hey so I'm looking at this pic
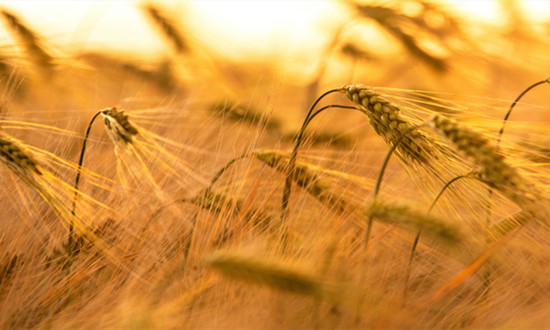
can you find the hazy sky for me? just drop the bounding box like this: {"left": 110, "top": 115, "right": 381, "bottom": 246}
{"left": 1, "top": 0, "right": 549, "bottom": 61}
{"left": 0, "top": 1, "right": 344, "bottom": 60}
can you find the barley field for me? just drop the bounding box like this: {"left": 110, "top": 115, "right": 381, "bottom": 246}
{"left": 1, "top": 1, "right": 550, "bottom": 329}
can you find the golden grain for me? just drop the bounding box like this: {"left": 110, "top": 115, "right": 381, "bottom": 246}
{"left": 341, "top": 84, "right": 433, "bottom": 164}
{"left": 0, "top": 133, "right": 41, "bottom": 176}
{"left": 429, "top": 115, "right": 544, "bottom": 212}
{"left": 364, "top": 200, "right": 461, "bottom": 244}
{"left": 206, "top": 251, "right": 350, "bottom": 303}
{"left": 254, "top": 150, "right": 358, "bottom": 214}
{"left": 100, "top": 107, "right": 139, "bottom": 144}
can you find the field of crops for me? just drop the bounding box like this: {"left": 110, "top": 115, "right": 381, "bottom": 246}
{"left": 1, "top": 1, "right": 550, "bottom": 328}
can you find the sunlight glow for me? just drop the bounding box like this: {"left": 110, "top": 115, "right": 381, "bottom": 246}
{"left": 186, "top": 0, "right": 344, "bottom": 59}
{"left": 0, "top": 0, "right": 166, "bottom": 57}
{"left": 0, "top": 0, "right": 549, "bottom": 60}
{"left": 523, "top": 0, "right": 550, "bottom": 22}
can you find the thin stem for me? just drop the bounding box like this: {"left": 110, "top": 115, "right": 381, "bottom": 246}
{"left": 497, "top": 77, "right": 550, "bottom": 147}
{"left": 483, "top": 78, "right": 549, "bottom": 296}
{"left": 427, "top": 174, "right": 470, "bottom": 214}
{"left": 206, "top": 153, "right": 251, "bottom": 192}
{"left": 304, "top": 105, "right": 358, "bottom": 128}
{"left": 403, "top": 173, "right": 470, "bottom": 304}
{"left": 490, "top": 78, "right": 549, "bottom": 231}
{"left": 66, "top": 110, "right": 102, "bottom": 274}
{"left": 373, "top": 124, "right": 425, "bottom": 198}
{"left": 364, "top": 124, "right": 425, "bottom": 250}
{"left": 280, "top": 90, "right": 347, "bottom": 224}
{"left": 488, "top": 77, "right": 550, "bottom": 230}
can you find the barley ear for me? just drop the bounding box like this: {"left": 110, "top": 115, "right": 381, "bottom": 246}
{"left": 100, "top": 107, "right": 139, "bottom": 144}
{"left": 429, "top": 115, "right": 542, "bottom": 208}
{"left": 255, "top": 150, "right": 357, "bottom": 215}
{"left": 0, "top": 133, "right": 42, "bottom": 176}
{"left": 341, "top": 84, "right": 433, "bottom": 165}
{"left": 205, "top": 251, "right": 351, "bottom": 304}
{"left": 364, "top": 200, "right": 461, "bottom": 245}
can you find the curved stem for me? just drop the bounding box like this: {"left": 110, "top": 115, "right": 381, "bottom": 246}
{"left": 482, "top": 78, "right": 549, "bottom": 294}
{"left": 497, "top": 77, "right": 550, "bottom": 147}
{"left": 66, "top": 110, "right": 102, "bottom": 274}
{"left": 427, "top": 174, "right": 470, "bottom": 214}
{"left": 71, "top": 110, "right": 103, "bottom": 213}
{"left": 280, "top": 89, "right": 344, "bottom": 221}
{"left": 490, "top": 78, "right": 549, "bottom": 231}
{"left": 304, "top": 105, "right": 358, "bottom": 128}
{"left": 373, "top": 124, "right": 425, "bottom": 199}
{"left": 364, "top": 124, "right": 425, "bottom": 250}
{"left": 403, "top": 173, "right": 470, "bottom": 303}
{"left": 488, "top": 77, "right": 549, "bottom": 232}
{"left": 206, "top": 153, "right": 251, "bottom": 192}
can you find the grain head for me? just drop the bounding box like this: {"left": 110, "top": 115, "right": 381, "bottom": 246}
{"left": 364, "top": 200, "right": 461, "bottom": 245}
{"left": 341, "top": 84, "right": 434, "bottom": 165}
{"left": 205, "top": 251, "right": 351, "bottom": 304}
{"left": 0, "top": 132, "right": 41, "bottom": 176}
{"left": 101, "top": 107, "right": 139, "bottom": 145}
{"left": 429, "top": 114, "right": 550, "bottom": 222}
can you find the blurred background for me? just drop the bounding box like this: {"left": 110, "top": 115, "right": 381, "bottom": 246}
{"left": 1, "top": 0, "right": 550, "bottom": 138}
{"left": 4, "top": 2, "right": 550, "bottom": 329}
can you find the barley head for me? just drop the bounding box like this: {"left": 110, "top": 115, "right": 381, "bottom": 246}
{"left": 205, "top": 251, "right": 349, "bottom": 303}
{"left": 100, "top": 107, "right": 139, "bottom": 144}
{"left": 341, "top": 84, "right": 431, "bottom": 164}
{"left": 0, "top": 133, "right": 41, "bottom": 176}
{"left": 364, "top": 200, "right": 461, "bottom": 244}
{"left": 254, "top": 150, "right": 356, "bottom": 214}
{"left": 429, "top": 115, "right": 547, "bottom": 217}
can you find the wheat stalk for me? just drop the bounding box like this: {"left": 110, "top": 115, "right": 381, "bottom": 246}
{"left": 351, "top": 3, "right": 452, "bottom": 71}
{"left": 254, "top": 149, "right": 460, "bottom": 246}
{"left": 429, "top": 113, "right": 550, "bottom": 297}
{"left": 0, "top": 131, "right": 113, "bottom": 263}
{"left": 281, "top": 90, "right": 356, "bottom": 220}
{"left": 99, "top": 106, "right": 203, "bottom": 184}
{"left": 79, "top": 52, "right": 177, "bottom": 93}
{"left": 210, "top": 102, "right": 282, "bottom": 131}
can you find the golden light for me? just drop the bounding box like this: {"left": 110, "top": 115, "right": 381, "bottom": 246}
{"left": 185, "top": 0, "right": 345, "bottom": 59}
{"left": 0, "top": 0, "right": 166, "bottom": 57}
{"left": 1, "top": 0, "right": 549, "bottom": 60}
{"left": 523, "top": 0, "right": 550, "bottom": 22}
